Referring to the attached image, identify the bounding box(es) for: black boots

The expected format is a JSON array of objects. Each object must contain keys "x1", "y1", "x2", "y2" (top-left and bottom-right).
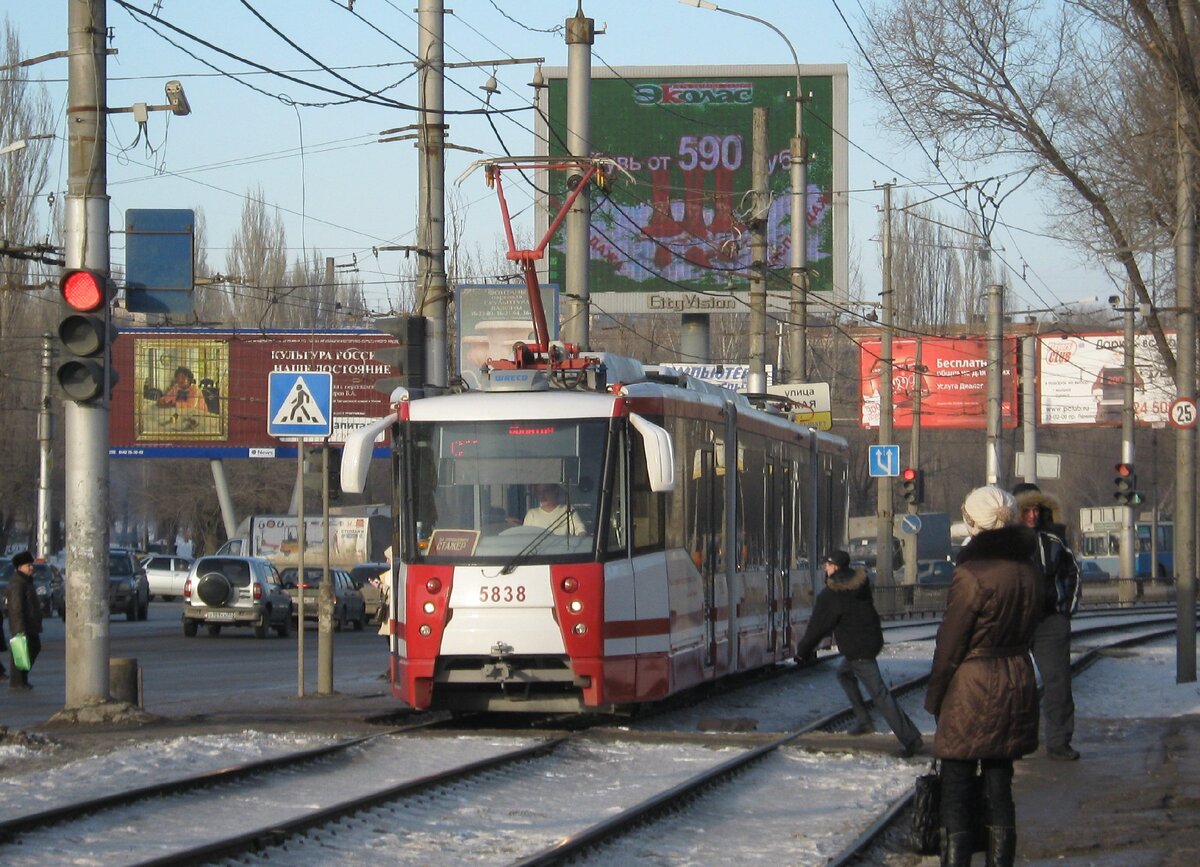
[
  {"x1": 985, "y1": 825, "x2": 1016, "y2": 867},
  {"x1": 940, "y1": 830, "x2": 973, "y2": 867}
]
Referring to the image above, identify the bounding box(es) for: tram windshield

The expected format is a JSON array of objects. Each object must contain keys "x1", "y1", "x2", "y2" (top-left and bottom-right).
[{"x1": 407, "y1": 419, "x2": 611, "y2": 561}]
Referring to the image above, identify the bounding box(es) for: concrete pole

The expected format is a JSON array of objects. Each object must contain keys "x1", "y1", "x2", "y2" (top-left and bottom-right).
[
  {"x1": 318, "y1": 442, "x2": 333, "y2": 695},
  {"x1": 681, "y1": 313, "x2": 710, "y2": 364},
  {"x1": 985, "y1": 284, "x2": 1004, "y2": 485},
  {"x1": 64, "y1": 0, "x2": 112, "y2": 709},
  {"x1": 876, "y1": 182, "x2": 895, "y2": 591},
  {"x1": 562, "y1": 4, "x2": 593, "y2": 350},
  {"x1": 904, "y1": 342, "x2": 924, "y2": 590},
  {"x1": 748, "y1": 107, "x2": 769, "y2": 394},
  {"x1": 417, "y1": 0, "x2": 447, "y2": 389},
  {"x1": 1022, "y1": 334, "x2": 1038, "y2": 486},
  {"x1": 1175, "y1": 24, "x2": 1197, "y2": 680},
  {"x1": 37, "y1": 334, "x2": 53, "y2": 560},
  {"x1": 788, "y1": 99, "x2": 808, "y2": 383},
  {"x1": 209, "y1": 460, "x2": 238, "y2": 540},
  {"x1": 1120, "y1": 287, "x2": 1137, "y2": 602}
]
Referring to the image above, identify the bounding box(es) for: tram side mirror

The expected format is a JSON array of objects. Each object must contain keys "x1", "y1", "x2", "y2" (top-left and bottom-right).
[{"x1": 629, "y1": 413, "x2": 675, "y2": 493}]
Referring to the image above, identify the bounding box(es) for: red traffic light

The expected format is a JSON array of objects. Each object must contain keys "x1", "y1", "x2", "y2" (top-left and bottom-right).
[
  {"x1": 1115, "y1": 462, "x2": 1134, "y2": 478},
  {"x1": 901, "y1": 467, "x2": 918, "y2": 482},
  {"x1": 60, "y1": 270, "x2": 107, "y2": 312}
]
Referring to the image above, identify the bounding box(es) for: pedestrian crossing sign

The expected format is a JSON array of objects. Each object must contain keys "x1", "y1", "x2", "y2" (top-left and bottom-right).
[{"x1": 268, "y1": 371, "x2": 333, "y2": 438}]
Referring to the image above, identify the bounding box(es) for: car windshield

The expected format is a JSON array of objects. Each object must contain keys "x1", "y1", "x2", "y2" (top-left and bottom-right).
[
  {"x1": 279, "y1": 568, "x2": 329, "y2": 587},
  {"x1": 350, "y1": 565, "x2": 387, "y2": 585},
  {"x1": 109, "y1": 554, "x2": 134, "y2": 576},
  {"x1": 196, "y1": 558, "x2": 252, "y2": 587}
]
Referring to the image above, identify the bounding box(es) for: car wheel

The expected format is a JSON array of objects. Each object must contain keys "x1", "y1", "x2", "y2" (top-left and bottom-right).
[
  {"x1": 58, "y1": 605, "x2": 66, "y2": 621},
  {"x1": 207, "y1": 623, "x2": 222, "y2": 636},
  {"x1": 353, "y1": 612, "x2": 364, "y2": 631},
  {"x1": 254, "y1": 621, "x2": 268, "y2": 639},
  {"x1": 275, "y1": 615, "x2": 290, "y2": 638},
  {"x1": 334, "y1": 608, "x2": 344, "y2": 632},
  {"x1": 127, "y1": 600, "x2": 138, "y2": 621},
  {"x1": 138, "y1": 595, "x2": 149, "y2": 621},
  {"x1": 196, "y1": 572, "x2": 234, "y2": 607},
  {"x1": 184, "y1": 620, "x2": 198, "y2": 637}
]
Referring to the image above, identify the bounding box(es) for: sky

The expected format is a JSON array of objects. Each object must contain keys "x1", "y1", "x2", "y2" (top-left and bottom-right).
[{"x1": 5, "y1": 0, "x2": 1116, "y2": 321}]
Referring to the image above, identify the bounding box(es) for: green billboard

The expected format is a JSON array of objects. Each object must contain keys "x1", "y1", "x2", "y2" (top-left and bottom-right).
[{"x1": 538, "y1": 65, "x2": 848, "y2": 314}]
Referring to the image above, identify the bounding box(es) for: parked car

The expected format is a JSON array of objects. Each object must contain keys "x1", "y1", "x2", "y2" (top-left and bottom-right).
[
  {"x1": 278, "y1": 566, "x2": 367, "y2": 631},
  {"x1": 348, "y1": 561, "x2": 389, "y2": 613},
  {"x1": 916, "y1": 560, "x2": 956, "y2": 587},
  {"x1": 0, "y1": 560, "x2": 60, "y2": 616},
  {"x1": 142, "y1": 555, "x2": 193, "y2": 600},
  {"x1": 182, "y1": 555, "x2": 292, "y2": 638},
  {"x1": 109, "y1": 549, "x2": 150, "y2": 621},
  {"x1": 1079, "y1": 559, "x2": 1111, "y2": 582}
]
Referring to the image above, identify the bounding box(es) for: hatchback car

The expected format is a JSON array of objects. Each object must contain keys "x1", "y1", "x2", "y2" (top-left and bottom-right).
[
  {"x1": 279, "y1": 567, "x2": 367, "y2": 631},
  {"x1": 182, "y1": 555, "x2": 292, "y2": 638},
  {"x1": 1079, "y1": 559, "x2": 1111, "y2": 582},
  {"x1": 142, "y1": 555, "x2": 193, "y2": 600},
  {"x1": 109, "y1": 549, "x2": 150, "y2": 621},
  {"x1": 348, "y1": 561, "x2": 388, "y2": 613}
]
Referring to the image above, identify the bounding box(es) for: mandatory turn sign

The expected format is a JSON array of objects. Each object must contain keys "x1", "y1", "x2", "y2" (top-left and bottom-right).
[{"x1": 268, "y1": 371, "x2": 333, "y2": 439}]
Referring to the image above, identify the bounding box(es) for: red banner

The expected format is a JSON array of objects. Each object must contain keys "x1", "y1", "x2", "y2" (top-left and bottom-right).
[
  {"x1": 859, "y1": 336, "x2": 1019, "y2": 429},
  {"x1": 110, "y1": 329, "x2": 398, "y2": 457}
]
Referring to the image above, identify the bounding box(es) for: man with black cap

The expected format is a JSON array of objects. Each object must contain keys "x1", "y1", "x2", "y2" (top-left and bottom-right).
[
  {"x1": 1012, "y1": 482, "x2": 1081, "y2": 761},
  {"x1": 795, "y1": 550, "x2": 924, "y2": 757},
  {"x1": 5, "y1": 550, "x2": 43, "y2": 690}
]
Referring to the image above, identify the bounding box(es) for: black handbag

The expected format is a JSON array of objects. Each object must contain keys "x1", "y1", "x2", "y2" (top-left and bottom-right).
[{"x1": 909, "y1": 760, "x2": 988, "y2": 855}]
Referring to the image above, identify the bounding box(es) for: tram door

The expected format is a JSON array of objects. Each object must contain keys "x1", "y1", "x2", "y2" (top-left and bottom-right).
[
  {"x1": 695, "y1": 445, "x2": 720, "y2": 668},
  {"x1": 767, "y1": 455, "x2": 792, "y2": 652}
]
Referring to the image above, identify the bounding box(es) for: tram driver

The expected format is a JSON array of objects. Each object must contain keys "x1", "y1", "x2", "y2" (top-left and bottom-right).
[{"x1": 521, "y1": 484, "x2": 588, "y2": 535}]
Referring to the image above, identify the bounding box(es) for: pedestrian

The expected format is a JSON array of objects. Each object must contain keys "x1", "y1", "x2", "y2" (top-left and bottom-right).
[
  {"x1": 376, "y1": 548, "x2": 393, "y2": 680},
  {"x1": 6, "y1": 550, "x2": 44, "y2": 690},
  {"x1": 794, "y1": 550, "x2": 924, "y2": 758},
  {"x1": 925, "y1": 487, "x2": 1044, "y2": 867},
  {"x1": 1012, "y1": 481, "x2": 1082, "y2": 761}
]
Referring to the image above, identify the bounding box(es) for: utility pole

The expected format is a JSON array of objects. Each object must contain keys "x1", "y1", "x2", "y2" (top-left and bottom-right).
[
  {"x1": 37, "y1": 334, "x2": 53, "y2": 559},
  {"x1": 748, "y1": 107, "x2": 769, "y2": 394},
  {"x1": 876, "y1": 182, "x2": 895, "y2": 592},
  {"x1": 1119, "y1": 285, "x2": 1137, "y2": 603},
  {"x1": 1021, "y1": 334, "x2": 1038, "y2": 486},
  {"x1": 562, "y1": 2, "x2": 594, "y2": 351},
  {"x1": 788, "y1": 97, "x2": 809, "y2": 383},
  {"x1": 63, "y1": 0, "x2": 112, "y2": 710},
  {"x1": 318, "y1": 441, "x2": 334, "y2": 695},
  {"x1": 904, "y1": 342, "x2": 924, "y2": 589},
  {"x1": 985, "y1": 283, "x2": 1003, "y2": 485},
  {"x1": 1175, "y1": 6, "x2": 1197, "y2": 682},
  {"x1": 296, "y1": 447, "x2": 307, "y2": 697},
  {"x1": 417, "y1": 0, "x2": 448, "y2": 390}
]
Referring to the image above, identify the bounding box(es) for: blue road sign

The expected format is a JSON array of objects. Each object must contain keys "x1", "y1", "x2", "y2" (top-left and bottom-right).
[
  {"x1": 268, "y1": 371, "x2": 333, "y2": 438},
  {"x1": 868, "y1": 444, "x2": 901, "y2": 478},
  {"x1": 125, "y1": 209, "x2": 195, "y2": 314},
  {"x1": 899, "y1": 513, "x2": 923, "y2": 535}
]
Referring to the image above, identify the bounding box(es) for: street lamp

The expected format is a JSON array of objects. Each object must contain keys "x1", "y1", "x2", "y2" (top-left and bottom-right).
[
  {"x1": 0, "y1": 133, "x2": 54, "y2": 156},
  {"x1": 680, "y1": 0, "x2": 809, "y2": 381}
]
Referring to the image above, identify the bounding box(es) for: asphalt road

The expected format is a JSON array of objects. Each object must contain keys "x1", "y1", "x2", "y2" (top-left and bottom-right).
[{"x1": 1, "y1": 600, "x2": 391, "y2": 731}]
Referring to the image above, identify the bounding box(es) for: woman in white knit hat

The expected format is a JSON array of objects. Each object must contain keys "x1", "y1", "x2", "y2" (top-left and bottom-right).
[{"x1": 924, "y1": 486, "x2": 1044, "y2": 867}]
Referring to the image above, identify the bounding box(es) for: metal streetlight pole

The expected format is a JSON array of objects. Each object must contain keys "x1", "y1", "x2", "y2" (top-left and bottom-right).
[{"x1": 680, "y1": 0, "x2": 807, "y2": 380}]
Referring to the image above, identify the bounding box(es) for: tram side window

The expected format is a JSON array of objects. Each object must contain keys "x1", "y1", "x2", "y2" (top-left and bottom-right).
[
  {"x1": 738, "y1": 437, "x2": 766, "y2": 570},
  {"x1": 631, "y1": 426, "x2": 664, "y2": 553},
  {"x1": 665, "y1": 417, "x2": 693, "y2": 556}
]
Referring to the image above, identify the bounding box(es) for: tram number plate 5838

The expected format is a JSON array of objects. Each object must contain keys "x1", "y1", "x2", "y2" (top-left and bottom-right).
[{"x1": 479, "y1": 584, "x2": 526, "y2": 603}]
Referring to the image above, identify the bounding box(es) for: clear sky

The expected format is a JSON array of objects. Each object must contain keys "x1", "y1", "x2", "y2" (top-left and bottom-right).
[{"x1": 7, "y1": 0, "x2": 1114, "y2": 319}]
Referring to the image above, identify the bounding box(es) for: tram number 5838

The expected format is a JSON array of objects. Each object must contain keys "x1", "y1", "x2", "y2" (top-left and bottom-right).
[{"x1": 480, "y1": 585, "x2": 526, "y2": 603}]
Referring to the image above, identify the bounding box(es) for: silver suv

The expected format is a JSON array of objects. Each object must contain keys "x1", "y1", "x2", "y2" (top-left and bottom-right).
[{"x1": 182, "y1": 556, "x2": 292, "y2": 639}]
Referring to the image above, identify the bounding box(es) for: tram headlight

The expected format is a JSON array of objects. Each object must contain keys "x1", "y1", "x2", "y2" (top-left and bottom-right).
[
  {"x1": 567, "y1": 599, "x2": 583, "y2": 613},
  {"x1": 423, "y1": 601, "x2": 436, "y2": 614},
  {"x1": 419, "y1": 624, "x2": 432, "y2": 637}
]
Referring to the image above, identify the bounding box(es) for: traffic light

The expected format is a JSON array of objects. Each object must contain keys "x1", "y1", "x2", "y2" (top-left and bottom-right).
[
  {"x1": 901, "y1": 467, "x2": 924, "y2": 504},
  {"x1": 1113, "y1": 463, "x2": 1141, "y2": 506},
  {"x1": 56, "y1": 269, "x2": 117, "y2": 403},
  {"x1": 372, "y1": 314, "x2": 427, "y2": 394}
]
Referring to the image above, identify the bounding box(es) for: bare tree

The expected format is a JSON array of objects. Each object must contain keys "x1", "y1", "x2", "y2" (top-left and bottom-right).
[
  {"x1": 223, "y1": 188, "x2": 289, "y2": 328},
  {"x1": 861, "y1": 0, "x2": 1180, "y2": 379}
]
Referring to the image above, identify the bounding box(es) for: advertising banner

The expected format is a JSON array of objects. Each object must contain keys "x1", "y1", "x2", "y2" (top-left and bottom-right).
[
  {"x1": 109, "y1": 329, "x2": 399, "y2": 458},
  {"x1": 1038, "y1": 331, "x2": 1177, "y2": 426},
  {"x1": 456, "y1": 283, "x2": 557, "y2": 374},
  {"x1": 859, "y1": 337, "x2": 1020, "y2": 429},
  {"x1": 539, "y1": 65, "x2": 848, "y2": 314}
]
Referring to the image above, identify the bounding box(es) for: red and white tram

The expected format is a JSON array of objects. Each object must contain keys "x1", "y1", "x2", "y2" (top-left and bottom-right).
[{"x1": 341, "y1": 361, "x2": 848, "y2": 713}]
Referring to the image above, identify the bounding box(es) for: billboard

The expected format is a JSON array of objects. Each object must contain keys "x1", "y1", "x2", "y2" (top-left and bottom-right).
[
  {"x1": 537, "y1": 65, "x2": 849, "y2": 315},
  {"x1": 859, "y1": 337, "x2": 1020, "y2": 429},
  {"x1": 456, "y1": 283, "x2": 558, "y2": 374},
  {"x1": 1038, "y1": 331, "x2": 1177, "y2": 426},
  {"x1": 109, "y1": 329, "x2": 398, "y2": 458}
]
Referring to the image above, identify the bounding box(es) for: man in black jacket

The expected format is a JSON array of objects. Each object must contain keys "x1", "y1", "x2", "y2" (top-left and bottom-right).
[
  {"x1": 1013, "y1": 483, "x2": 1082, "y2": 761},
  {"x1": 6, "y1": 550, "x2": 43, "y2": 690},
  {"x1": 796, "y1": 551, "x2": 924, "y2": 757}
]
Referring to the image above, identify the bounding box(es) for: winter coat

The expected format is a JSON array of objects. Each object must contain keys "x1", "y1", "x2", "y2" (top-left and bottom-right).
[
  {"x1": 794, "y1": 566, "x2": 883, "y2": 661},
  {"x1": 5, "y1": 569, "x2": 43, "y2": 637},
  {"x1": 924, "y1": 525, "x2": 1044, "y2": 760},
  {"x1": 1015, "y1": 489, "x2": 1081, "y2": 617}
]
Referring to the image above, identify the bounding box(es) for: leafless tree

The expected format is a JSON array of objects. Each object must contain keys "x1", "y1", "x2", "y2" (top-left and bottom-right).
[
  {"x1": 861, "y1": 0, "x2": 1183, "y2": 380},
  {"x1": 222, "y1": 188, "x2": 289, "y2": 328}
]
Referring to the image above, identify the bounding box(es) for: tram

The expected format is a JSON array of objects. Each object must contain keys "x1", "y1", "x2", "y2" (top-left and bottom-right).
[{"x1": 339, "y1": 157, "x2": 849, "y2": 712}]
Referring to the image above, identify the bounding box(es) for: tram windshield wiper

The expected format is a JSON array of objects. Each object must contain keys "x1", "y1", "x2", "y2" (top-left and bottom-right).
[{"x1": 499, "y1": 510, "x2": 571, "y2": 575}]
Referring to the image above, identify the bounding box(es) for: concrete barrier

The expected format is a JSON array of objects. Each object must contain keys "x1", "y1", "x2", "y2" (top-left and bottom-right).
[{"x1": 110, "y1": 658, "x2": 142, "y2": 707}]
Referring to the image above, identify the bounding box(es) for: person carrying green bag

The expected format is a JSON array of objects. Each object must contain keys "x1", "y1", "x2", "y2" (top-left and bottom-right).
[{"x1": 5, "y1": 551, "x2": 42, "y2": 690}]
